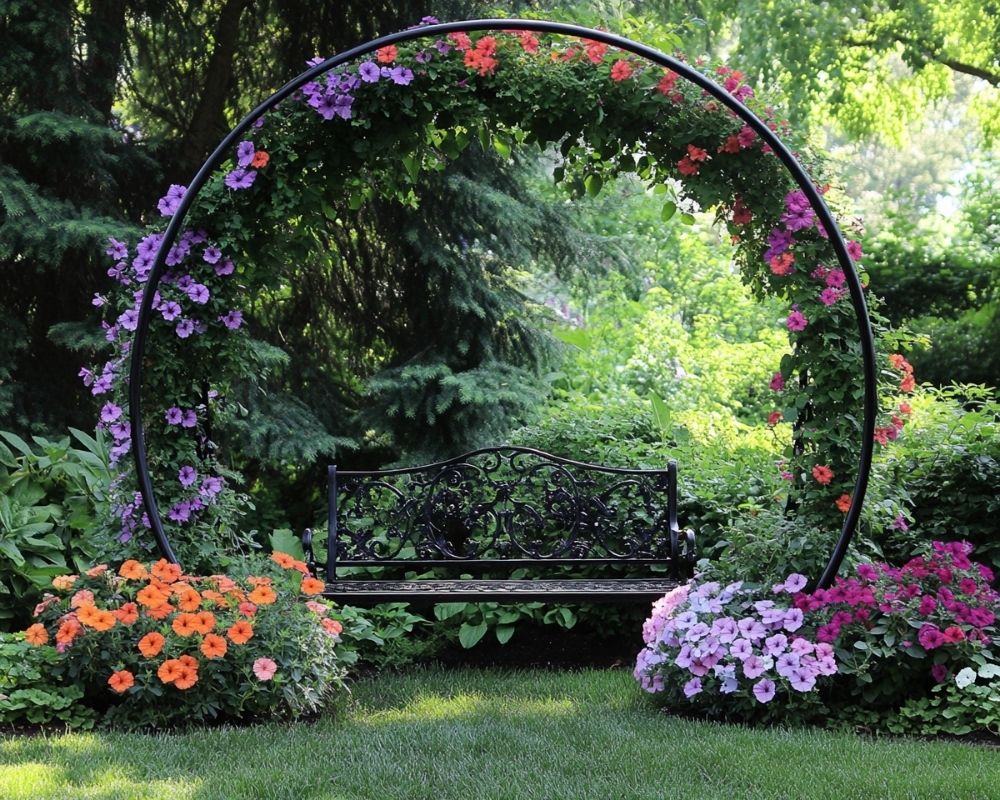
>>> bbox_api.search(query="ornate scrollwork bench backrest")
[322,446,690,580]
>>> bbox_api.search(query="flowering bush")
[23,554,376,728]
[792,540,999,710]
[636,540,1000,735]
[634,576,838,723]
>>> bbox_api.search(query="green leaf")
[0,432,33,458]
[268,529,305,561]
[0,540,25,567]
[458,621,488,648]
[661,201,677,221]
[495,624,515,644]
[584,173,603,198]
[434,602,468,621]
[401,154,420,183]
[679,212,696,225]
[650,391,671,436]
[492,135,511,160]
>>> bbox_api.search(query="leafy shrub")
[874,385,1000,569]
[0,428,112,628]
[0,632,96,728]
[24,554,376,728]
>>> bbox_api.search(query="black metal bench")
[301,446,695,605]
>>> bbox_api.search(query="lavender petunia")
[161,301,182,321]
[157,184,186,216]
[176,319,195,338]
[224,168,257,190]
[359,61,380,82]
[682,677,702,698]
[117,309,140,331]
[186,283,210,304]
[203,246,222,264]
[390,66,414,85]
[219,309,243,330]
[178,465,197,487]
[106,238,128,260]
[181,409,197,428]
[236,140,255,167]
[215,258,235,276]
[753,679,776,703]
[100,402,122,423]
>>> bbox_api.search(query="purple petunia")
[110,422,130,441]
[237,140,255,168]
[157,184,186,216]
[359,61,380,82]
[763,227,795,262]
[186,283,210,304]
[742,654,769,680]
[414,50,431,64]
[390,66,414,85]
[178,465,198,487]
[752,679,776,703]
[729,638,753,660]
[92,293,106,307]
[168,502,192,523]
[79,367,94,387]
[200,476,224,498]
[783,608,804,631]
[92,375,112,395]
[106,238,128,260]
[181,409,197,428]
[225,168,257,190]
[215,258,235,276]
[682,677,702,698]
[203,246,222,264]
[160,301,182,321]
[117,309,140,331]
[219,309,243,330]
[165,406,183,425]
[176,319,195,338]
[100,402,122,423]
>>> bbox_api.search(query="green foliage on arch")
[91,26,910,572]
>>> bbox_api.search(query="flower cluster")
[788,540,999,703]
[23,554,349,727]
[634,575,838,712]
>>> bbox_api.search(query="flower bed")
[20,554,376,728]
[635,540,1000,735]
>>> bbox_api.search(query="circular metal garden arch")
[128,19,878,589]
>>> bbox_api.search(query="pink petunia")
[252,657,278,681]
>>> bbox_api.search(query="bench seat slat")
[322,577,683,605]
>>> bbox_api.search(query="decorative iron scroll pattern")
[332,447,679,565]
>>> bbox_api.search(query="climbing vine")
[87,22,912,570]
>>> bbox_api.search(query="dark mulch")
[432,621,643,670]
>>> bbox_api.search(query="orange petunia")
[70,590,95,609]
[172,613,200,637]
[321,618,343,637]
[199,590,227,608]
[137,585,169,609]
[835,494,852,513]
[300,577,325,596]
[291,560,309,575]
[86,564,109,578]
[118,559,148,580]
[811,465,834,485]
[250,150,269,169]
[178,653,199,671]
[24,623,48,646]
[91,610,117,632]
[247,576,272,587]
[145,602,175,620]
[213,575,238,593]
[114,602,139,626]
[200,633,227,659]
[151,558,182,584]
[270,552,295,569]
[192,611,216,634]
[52,574,78,590]
[108,670,134,694]
[176,587,202,612]
[76,603,102,627]
[248,585,277,605]
[138,631,165,658]
[157,658,184,684]
[227,620,254,645]
[173,666,198,690]
[56,619,81,644]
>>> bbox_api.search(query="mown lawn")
[1,668,998,800]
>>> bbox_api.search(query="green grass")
[1,668,998,799]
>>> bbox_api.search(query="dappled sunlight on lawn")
[361,690,578,724]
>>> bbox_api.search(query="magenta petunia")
[769,372,784,391]
[787,309,808,331]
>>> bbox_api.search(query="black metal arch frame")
[128,18,878,589]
